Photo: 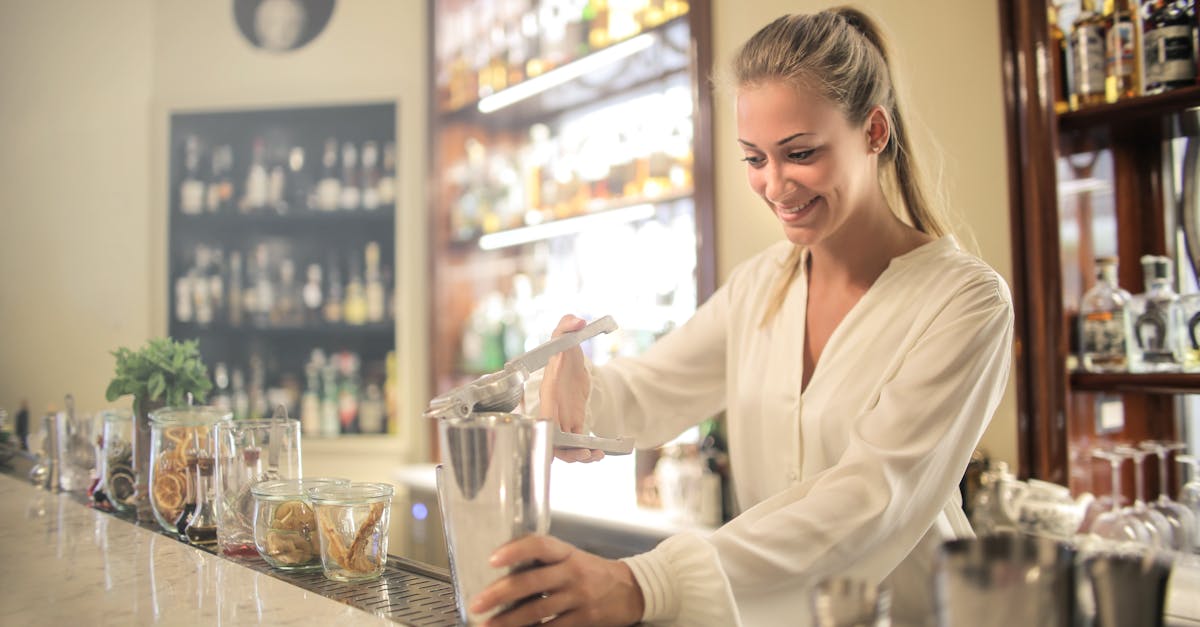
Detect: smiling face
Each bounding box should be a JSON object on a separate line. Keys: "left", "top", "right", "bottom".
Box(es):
{"left": 736, "top": 81, "right": 886, "bottom": 248}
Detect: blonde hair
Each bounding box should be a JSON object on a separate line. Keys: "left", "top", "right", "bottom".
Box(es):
{"left": 734, "top": 7, "right": 953, "bottom": 325}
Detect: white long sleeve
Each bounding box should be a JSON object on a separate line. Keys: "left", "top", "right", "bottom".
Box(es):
{"left": 537, "top": 236, "right": 1014, "bottom": 625}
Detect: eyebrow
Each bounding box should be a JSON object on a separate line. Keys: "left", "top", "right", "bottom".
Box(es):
{"left": 737, "top": 132, "right": 812, "bottom": 148}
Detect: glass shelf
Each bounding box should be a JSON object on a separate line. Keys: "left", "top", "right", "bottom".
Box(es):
{"left": 1058, "top": 86, "right": 1200, "bottom": 133}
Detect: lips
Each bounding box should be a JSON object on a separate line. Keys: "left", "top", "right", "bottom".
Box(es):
{"left": 774, "top": 195, "right": 821, "bottom": 220}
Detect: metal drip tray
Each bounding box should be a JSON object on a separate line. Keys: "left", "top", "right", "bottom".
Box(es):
{"left": 241, "top": 554, "right": 460, "bottom": 625}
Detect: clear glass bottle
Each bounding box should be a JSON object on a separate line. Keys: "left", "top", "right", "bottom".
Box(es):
{"left": 1129, "top": 254, "right": 1183, "bottom": 372}
{"left": 1071, "top": 0, "right": 1108, "bottom": 108}
{"left": 185, "top": 451, "right": 218, "bottom": 546}
{"left": 1080, "top": 257, "right": 1133, "bottom": 372}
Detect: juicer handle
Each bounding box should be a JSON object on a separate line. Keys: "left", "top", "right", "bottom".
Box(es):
{"left": 506, "top": 315, "right": 617, "bottom": 375}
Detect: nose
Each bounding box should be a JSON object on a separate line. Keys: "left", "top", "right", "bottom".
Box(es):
{"left": 762, "top": 162, "right": 793, "bottom": 205}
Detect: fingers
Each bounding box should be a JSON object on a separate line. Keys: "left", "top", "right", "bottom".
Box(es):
{"left": 484, "top": 591, "right": 577, "bottom": 627}
{"left": 551, "top": 315, "right": 587, "bottom": 337}
{"left": 553, "top": 448, "right": 606, "bottom": 463}
{"left": 491, "top": 534, "right": 573, "bottom": 569}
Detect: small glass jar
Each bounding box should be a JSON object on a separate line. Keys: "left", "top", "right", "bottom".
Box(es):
{"left": 147, "top": 406, "right": 230, "bottom": 533}
{"left": 308, "top": 482, "right": 394, "bottom": 582}
{"left": 213, "top": 418, "right": 302, "bottom": 558}
{"left": 99, "top": 409, "right": 136, "bottom": 513}
{"left": 251, "top": 477, "right": 350, "bottom": 570}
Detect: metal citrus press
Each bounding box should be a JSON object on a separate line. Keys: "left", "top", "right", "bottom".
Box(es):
{"left": 426, "top": 314, "right": 633, "bottom": 455}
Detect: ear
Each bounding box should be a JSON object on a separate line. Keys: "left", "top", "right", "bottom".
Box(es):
{"left": 864, "top": 105, "right": 890, "bottom": 154}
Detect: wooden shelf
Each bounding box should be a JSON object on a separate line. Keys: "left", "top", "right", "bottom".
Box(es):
{"left": 1069, "top": 371, "right": 1200, "bottom": 395}
{"left": 1058, "top": 86, "right": 1200, "bottom": 133}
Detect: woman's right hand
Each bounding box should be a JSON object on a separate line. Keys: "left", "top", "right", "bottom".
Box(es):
{"left": 540, "top": 315, "right": 604, "bottom": 463}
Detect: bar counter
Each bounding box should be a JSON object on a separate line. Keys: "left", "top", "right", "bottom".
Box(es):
{"left": 0, "top": 473, "right": 416, "bottom": 625}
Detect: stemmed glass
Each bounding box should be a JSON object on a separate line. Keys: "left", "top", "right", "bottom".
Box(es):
{"left": 1087, "top": 448, "right": 1153, "bottom": 545}
{"left": 1179, "top": 455, "right": 1200, "bottom": 532}
{"left": 1139, "top": 440, "right": 1196, "bottom": 553}
{"left": 1113, "top": 445, "right": 1175, "bottom": 549}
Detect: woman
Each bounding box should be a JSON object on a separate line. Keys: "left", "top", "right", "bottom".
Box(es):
{"left": 471, "top": 6, "right": 1014, "bottom": 626}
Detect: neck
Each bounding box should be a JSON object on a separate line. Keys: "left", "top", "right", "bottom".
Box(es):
{"left": 807, "top": 191, "right": 932, "bottom": 288}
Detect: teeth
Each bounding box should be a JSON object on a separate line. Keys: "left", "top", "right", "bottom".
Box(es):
{"left": 779, "top": 196, "right": 818, "bottom": 214}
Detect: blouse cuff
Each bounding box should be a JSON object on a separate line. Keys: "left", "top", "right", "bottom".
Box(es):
{"left": 620, "top": 533, "right": 741, "bottom": 626}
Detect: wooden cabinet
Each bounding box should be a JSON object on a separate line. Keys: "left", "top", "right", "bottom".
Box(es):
{"left": 998, "top": 0, "right": 1195, "bottom": 493}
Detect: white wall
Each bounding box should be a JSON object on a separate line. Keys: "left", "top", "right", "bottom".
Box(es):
{"left": 0, "top": 0, "right": 155, "bottom": 418}
{"left": 0, "top": 0, "right": 1018, "bottom": 469}
{"left": 710, "top": 1, "right": 1019, "bottom": 467}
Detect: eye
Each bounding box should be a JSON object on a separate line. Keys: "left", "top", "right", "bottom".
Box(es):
{"left": 788, "top": 149, "right": 816, "bottom": 161}
{"left": 740, "top": 154, "right": 765, "bottom": 167}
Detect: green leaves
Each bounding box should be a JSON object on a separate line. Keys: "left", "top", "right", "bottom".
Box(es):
{"left": 106, "top": 337, "right": 212, "bottom": 406}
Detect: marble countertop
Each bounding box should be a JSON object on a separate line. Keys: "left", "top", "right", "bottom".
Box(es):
{"left": 0, "top": 473, "right": 398, "bottom": 626}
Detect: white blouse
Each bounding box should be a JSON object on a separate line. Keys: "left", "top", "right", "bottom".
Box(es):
{"left": 556, "top": 236, "right": 1014, "bottom": 626}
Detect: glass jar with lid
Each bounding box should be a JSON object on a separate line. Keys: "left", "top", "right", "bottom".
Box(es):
{"left": 147, "top": 406, "right": 230, "bottom": 533}
{"left": 213, "top": 417, "right": 302, "bottom": 558}
{"left": 308, "top": 482, "right": 394, "bottom": 581}
{"left": 99, "top": 409, "right": 136, "bottom": 513}
{"left": 251, "top": 477, "right": 350, "bottom": 570}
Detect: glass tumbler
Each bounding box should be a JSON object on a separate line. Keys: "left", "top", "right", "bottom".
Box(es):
{"left": 251, "top": 477, "right": 350, "bottom": 570}
{"left": 100, "top": 409, "right": 137, "bottom": 513}
{"left": 214, "top": 418, "right": 302, "bottom": 558}
{"left": 309, "top": 482, "right": 394, "bottom": 582}
{"left": 148, "top": 406, "right": 231, "bottom": 533}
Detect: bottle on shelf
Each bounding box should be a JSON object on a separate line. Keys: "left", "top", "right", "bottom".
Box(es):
{"left": 377, "top": 141, "right": 397, "bottom": 207}
{"left": 1129, "top": 254, "right": 1183, "bottom": 372}
{"left": 241, "top": 137, "right": 269, "bottom": 214}
{"left": 286, "top": 145, "right": 313, "bottom": 212}
{"left": 339, "top": 141, "right": 360, "bottom": 211}
{"left": 343, "top": 257, "right": 369, "bottom": 326}
{"left": 228, "top": 251, "right": 244, "bottom": 327}
{"left": 1049, "top": 1, "right": 1071, "bottom": 114}
{"left": 301, "top": 352, "right": 322, "bottom": 436}
{"left": 1103, "top": 0, "right": 1144, "bottom": 102}
{"left": 1071, "top": 0, "right": 1109, "bottom": 109}
{"left": 205, "top": 144, "right": 235, "bottom": 214}
{"left": 364, "top": 241, "right": 386, "bottom": 324}
{"left": 323, "top": 255, "right": 344, "bottom": 324}
{"left": 179, "top": 135, "right": 207, "bottom": 216}
{"left": 320, "top": 356, "right": 340, "bottom": 437}
{"left": 212, "top": 362, "right": 232, "bottom": 413}
{"left": 251, "top": 244, "right": 274, "bottom": 328}
{"left": 360, "top": 141, "right": 381, "bottom": 211}
{"left": 275, "top": 258, "right": 302, "bottom": 326}
{"left": 1143, "top": 0, "right": 1197, "bottom": 94}
{"left": 302, "top": 263, "right": 324, "bottom": 325}
{"left": 336, "top": 351, "right": 361, "bottom": 434}
{"left": 316, "top": 138, "right": 341, "bottom": 212}
{"left": 1080, "top": 256, "right": 1133, "bottom": 372}
{"left": 266, "top": 141, "right": 289, "bottom": 215}
{"left": 359, "top": 381, "right": 386, "bottom": 435}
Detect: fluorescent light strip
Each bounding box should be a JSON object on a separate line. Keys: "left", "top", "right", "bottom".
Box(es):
{"left": 478, "top": 33, "right": 658, "bottom": 114}
{"left": 478, "top": 203, "right": 657, "bottom": 250}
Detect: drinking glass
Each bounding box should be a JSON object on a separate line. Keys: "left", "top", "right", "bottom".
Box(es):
{"left": 1139, "top": 440, "right": 1196, "bottom": 552}
{"left": 309, "top": 482, "right": 393, "bottom": 582}
{"left": 1087, "top": 449, "right": 1153, "bottom": 545}
{"left": 1114, "top": 446, "right": 1176, "bottom": 549}
{"left": 100, "top": 409, "right": 137, "bottom": 513}
{"left": 213, "top": 415, "right": 302, "bottom": 559}
{"left": 1179, "top": 455, "right": 1200, "bottom": 529}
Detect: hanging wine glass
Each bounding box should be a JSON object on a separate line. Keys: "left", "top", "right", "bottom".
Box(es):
{"left": 1179, "top": 454, "right": 1200, "bottom": 532}
{"left": 1139, "top": 440, "right": 1196, "bottom": 553}
{"left": 1086, "top": 448, "right": 1153, "bottom": 545}
{"left": 1114, "top": 445, "right": 1175, "bottom": 549}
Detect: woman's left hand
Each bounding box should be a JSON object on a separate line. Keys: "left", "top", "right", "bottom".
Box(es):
{"left": 470, "top": 534, "right": 644, "bottom": 627}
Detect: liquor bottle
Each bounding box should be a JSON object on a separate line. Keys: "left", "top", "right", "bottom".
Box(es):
{"left": 336, "top": 351, "right": 361, "bottom": 434}
{"left": 252, "top": 244, "right": 274, "bottom": 327}
{"left": 360, "top": 141, "right": 381, "bottom": 211}
{"left": 1049, "top": 2, "right": 1071, "bottom": 114}
{"left": 179, "top": 135, "right": 206, "bottom": 216}
{"left": 358, "top": 380, "right": 385, "bottom": 435}
{"left": 324, "top": 256, "right": 344, "bottom": 324}
{"left": 211, "top": 362, "right": 232, "bottom": 413}
{"left": 1144, "top": 0, "right": 1197, "bottom": 93}
{"left": 275, "top": 258, "right": 301, "bottom": 326}
{"left": 320, "top": 359, "right": 340, "bottom": 437}
{"left": 266, "top": 141, "right": 288, "bottom": 214}
{"left": 286, "top": 146, "right": 312, "bottom": 212}
{"left": 316, "top": 138, "right": 341, "bottom": 212}
{"left": 377, "top": 141, "right": 396, "bottom": 207}
{"left": 365, "top": 242, "right": 386, "bottom": 324}
{"left": 1080, "top": 257, "right": 1132, "bottom": 372}
{"left": 174, "top": 269, "right": 194, "bottom": 323}
{"left": 205, "top": 144, "right": 235, "bottom": 214}
{"left": 343, "top": 258, "right": 368, "bottom": 326}
{"left": 301, "top": 263, "right": 324, "bottom": 325}
{"left": 301, "top": 352, "right": 322, "bottom": 436}
{"left": 1072, "top": 0, "right": 1108, "bottom": 108}
{"left": 339, "top": 141, "right": 360, "bottom": 210}
{"left": 207, "top": 247, "right": 225, "bottom": 324}
{"left": 241, "top": 137, "right": 269, "bottom": 214}
{"left": 228, "top": 251, "right": 243, "bottom": 327}
{"left": 184, "top": 452, "right": 218, "bottom": 546}
{"left": 231, "top": 368, "right": 249, "bottom": 420}
{"left": 175, "top": 447, "right": 199, "bottom": 538}
{"left": 1129, "top": 254, "right": 1183, "bottom": 372}
{"left": 1103, "top": 0, "right": 1143, "bottom": 102}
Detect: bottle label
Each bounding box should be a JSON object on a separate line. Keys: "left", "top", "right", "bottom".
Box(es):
{"left": 1071, "top": 25, "right": 1105, "bottom": 96}
{"left": 1105, "top": 21, "right": 1135, "bottom": 79}
{"left": 1147, "top": 24, "right": 1195, "bottom": 84}
{"left": 1082, "top": 310, "right": 1127, "bottom": 357}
